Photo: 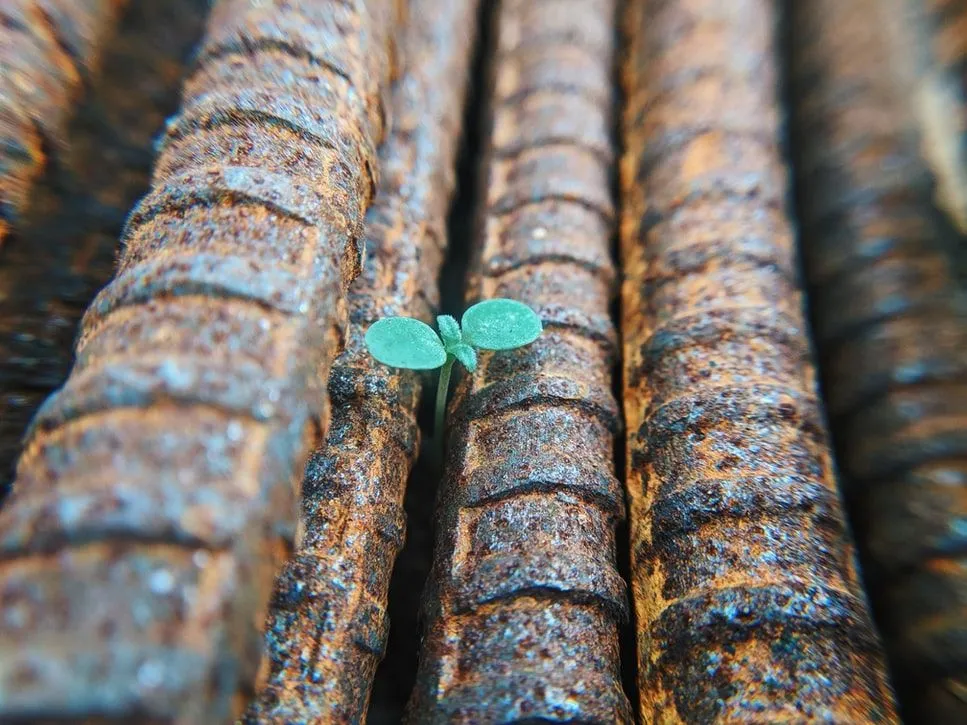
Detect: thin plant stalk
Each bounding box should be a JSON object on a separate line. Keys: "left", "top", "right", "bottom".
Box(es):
{"left": 435, "top": 355, "right": 454, "bottom": 441}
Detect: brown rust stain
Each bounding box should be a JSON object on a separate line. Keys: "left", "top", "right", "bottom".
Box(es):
{"left": 620, "top": 0, "right": 899, "bottom": 722}
{"left": 0, "top": 0, "right": 397, "bottom": 721}
{"left": 406, "top": 1, "right": 631, "bottom": 722}
{"left": 790, "top": 0, "right": 967, "bottom": 721}
{"left": 241, "top": 0, "right": 479, "bottom": 722}
{"left": 0, "top": 0, "right": 208, "bottom": 493}
{"left": 882, "top": 0, "right": 967, "bottom": 234}
{"left": 0, "top": 0, "right": 125, "bottom": 244}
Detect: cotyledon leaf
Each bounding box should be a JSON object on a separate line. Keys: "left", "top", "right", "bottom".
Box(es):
{"left": 461, "top": 298, "right": 542, "bottom": 350}
{"left": 365, "top": 317, "right": 447, "bottom": 369}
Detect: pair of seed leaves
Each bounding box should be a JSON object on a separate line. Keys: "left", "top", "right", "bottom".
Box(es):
{"left": 365, "top": 298, "right": 542, "bottom": 372}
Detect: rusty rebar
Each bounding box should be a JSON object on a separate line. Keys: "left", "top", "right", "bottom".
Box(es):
{"left": 406, "top": 1, "right": 631, "bottom": 722}
{"left": 242, "top": 0, "right": 478, "bottom": 722}
{"left": 0, "top": 0, "right": 125, "bottom": 244}
{"left": 880, "top": 0, "right": 967, "bottom": 236}
{"left": 0, "top": 0, "right": 210, "bottom": 493}
{"left": 0, "top": 0, "right": 397, "bottom": 721}
{"left": 789, "top": 0, "right": 967, "bottom": 720}
{"left": 619, "top": 1, "right": 899, "bottom": 721}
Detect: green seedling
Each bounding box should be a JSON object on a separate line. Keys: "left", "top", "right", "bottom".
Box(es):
{"left": 364, "top": 298, "right": 543, "bottom": 438}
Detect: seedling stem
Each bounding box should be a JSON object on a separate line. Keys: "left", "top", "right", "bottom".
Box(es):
{"left": 435, "top": 355, "right": 454, "bottom": 440}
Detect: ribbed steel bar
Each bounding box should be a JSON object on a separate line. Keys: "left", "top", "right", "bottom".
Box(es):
{"left": 0, "top": 0, "right": 397, "bottom": 721}
{"left": 0, "top": 0, "right": 210, "bottom": 492}
{"left": 243, "top": 0, "right": 478, "bottom": 721}
{"left": 0, "top": 0, "right": 125, "bottom": 243}
{"left": 790, "top": 0, "right": 967, "bottom": 720}
{"left": 879, "top": 0, "right": 967, "bottom": 236}
{"left": 619, "top": 0, "right": 899, "bottom": 722}
{"left": 407, "top": 0, "right": 631, "bottom": 722}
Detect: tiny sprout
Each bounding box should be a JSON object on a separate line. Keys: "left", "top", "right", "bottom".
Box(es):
{"left": 364, "top": 298, "right": 543, "bottom": 439}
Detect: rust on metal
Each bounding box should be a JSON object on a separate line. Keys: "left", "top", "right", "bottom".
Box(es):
{"left": 878, "top": 0, "right": 967, "bottom": 235}
{"left": 0, "top": 0, "right": 396, "bottom": 721}
{"left": 0, "top": 0, "right": 209, "bottom": 492}
{"left": 407, "top": 1, "right": 632, "bottom": 722}
{"left": 619, "top": 0, "right": 899, "bottom": 722}
{"left": 0, "top": 0, "right": 125, "bottom": 243}
{"left": 243, "top": 0, "right": 479, "bottom": 721}
{"left": 790, "top": 0, "right": 967, "bottom": 721}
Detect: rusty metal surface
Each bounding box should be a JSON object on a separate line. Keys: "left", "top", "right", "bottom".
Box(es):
{"left": 0, "top": 0, "right": 210, "bottom": 494}
{"left": 242, "top": 0, "right": 478, "bottom": 722}
{"left": 881, "top": 0, "right": 967, "bottom": 236}
{"left": 0, "top": 0, "right": 396, "bottom": 721}
{"left": 0, "top": 0, "right": 125, "bottom": 243}
{"left": 789, "top": 0, "right": 967, "bottom": 721}
{"left": 406, "top": 1, "right": 632, "bottom": 722}
{"left": 618, "top": 0, "right": 899, "bottom": 722}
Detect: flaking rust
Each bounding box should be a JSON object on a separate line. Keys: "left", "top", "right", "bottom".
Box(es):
{"left": 243, "top": 0, "right": 479, "bottom": 722}
{"left": 0, "top": 0, "right": 397, "bottom": 722}
{"left": 0, "top": 0, "right": 125, "bottom": 244}
{"left": 619, "top": 0, "right": 899, "bottom": 722}
{"left": 407, "top": 0, "right": 632, "bottom": 722}
{"left": 790, "top": 0, "right": 967, "bottom": 721}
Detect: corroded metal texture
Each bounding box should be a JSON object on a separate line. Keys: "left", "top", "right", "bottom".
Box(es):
{"left": 407, "top": 0, "right": 632, "bottom": 722}
{"left": 790, "top": 0, "right": 967, "bottom": 721}
{"left": 619, "top": 0, "right": 899, "bottom": 722}
{"left": 0, "top": 0, "right": 396, "bottom": 721}
{"left": 0, "top": 0, "right": 125, "bottom": 243}
{"left": 243, "top": 0, "right": 478, "bottom": 721}
{"left": 884, "top": 0, "right": 967, "bottom": 235}
{"left": 0, "top": 0, "right": 209, "bottom": 493}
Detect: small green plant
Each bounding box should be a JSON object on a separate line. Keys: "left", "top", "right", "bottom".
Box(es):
{"left": 364, "top": 298, "right": 543, "bottom": 437}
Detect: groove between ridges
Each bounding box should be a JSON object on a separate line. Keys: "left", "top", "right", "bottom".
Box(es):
{"left": 622, "top": 184, "right": 787, "bottom": 231}
{"left": 461, "top": 461, "right": 624, "bottom": 518}
{"left": 80, "top": 253, "right": 314, "bottom": 333}
{"left": 488, "top": 105, "right": 611, "bottom": 152}
{"left": 481, "top": 199, "right": 616, "bottom": 280}
{"left": 639, "top": 471, "right": 845, "bottom": 537}
{"left": 27, "top": 353, "right": 312, "bottom": 434}
{"left": 639, "top": 382, "right": 826, "bottom": 448}
{"left": 454, "top": 373, "right": 620, "bottom": 434}
{"left": 192, "top": 37, "right": 356, "bottom": 92}
{"left": 157, "top": 91, "right": 371, "bottom": 171}
{"left": 631, "top": 133, "right": 784, "bottom": 190}
{"left": 496, "top": 0, "right": 616, "bottom": 57}
{"left": 125, "top": 167, "right": 331, "bottom": 232}
{"left": 488, "top": 144, "right": 615, "bottom": 220}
